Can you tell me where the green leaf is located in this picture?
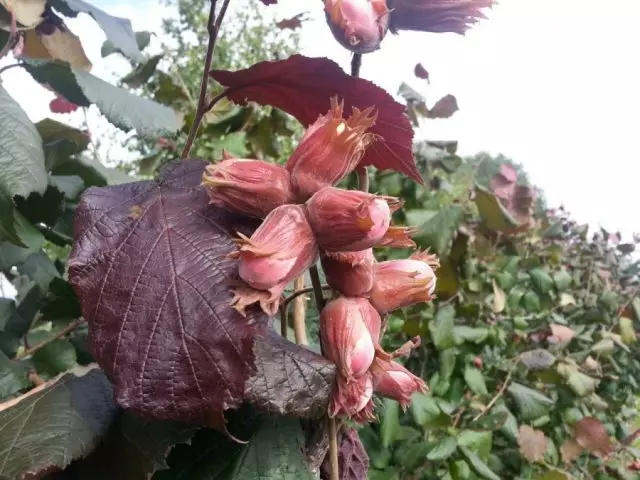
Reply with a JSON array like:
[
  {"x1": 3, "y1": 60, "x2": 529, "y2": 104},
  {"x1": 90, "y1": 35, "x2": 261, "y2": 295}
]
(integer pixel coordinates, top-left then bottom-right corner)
[
  {"x1": 0, "y1": 191, "x2": 22, "y2": 246},
  {"x1": 440, "y1": 348, "x2": 457, "y2": 381},
  {"x1": 529, "y1": 268, "x2": 554, "y2": 294},
  {"x1": 17, "y1": 251, "x2": 60, "y2": 291},
  {"x1": 522, "y1": 290, "x2": 541, "y2": 312},
  {"x1": 50, "y1": 0, "x2": 144, "y2": 63},
  {"x1": 553, "y1": 269, "x2": 572, "y2": 291},
  {"x1": 494, "y1": 403, "x2": 518, "y2": 441},
  {"x1": 458, "y1": 430, "x2": 492, "y2": 460},
  {"x1": 24, "y1": 61, "x2": 179, "y2": 139},
  {"x1": 231, "y1": 417, "x2": 313, "y2": 479},
  {"x1": 464, "y1": 366, "x2": 489, "y2": 396},
  {"x1": 36, "y1": 118, "x2": 89, "y2": 154},
  {"x1": 52, "y1": 154, "x2": 135, "y2": 187},
  {"x1": 102, "y1": 30, "x2": 151, "y2": 58},
  {"x1": 474, "y1": 184, "x2": 519, "y2": 232},
  {"x1": 459, "y1": 446, "x2": 501, "y2": 480},
  {"x1": 50, "y1": 175, "x2": 85, "y2": 200},
  {"x1": 427, "y1": 436, "x2": 458, "y2": 460},
  {"x1": 454, "y1": 326, "x2": 490, "y2": 345},
  {"x1": 121, "y1": 54, "x2": 163, "y2": 88},
  {"x1": 0, "y1": 351, "x2": 30, "y2": 401},
  {"x1": 405, "y1": 209, "x2": 437, "y2": 227},
  {"x1": 0, "y1": 84, "x2": 47, "y2": 199},
  {"x1": 411, "y1": 393, "x2": 442, "y2": 428},
  {"x1": 381, "y1": 399, "x2": 401, "y2": 448},
  {"x1": 507, "y1": 383, "x2": 554, "y2": 421},
  {"x1": 415, "y1": 204, "x2": 463, "y2": 256},
  {"x1": 0, "y1": 211, "x2": 45, "y2": 269},
  {"x1": 32, "y1": 339, "x2": 77, "y2": 377},
  {"x1": 431, "y1": 305, "x2": 456, "y2": 350},
  {"x1": 0, "y1": 366, "x2": 118, "y2": 479}
]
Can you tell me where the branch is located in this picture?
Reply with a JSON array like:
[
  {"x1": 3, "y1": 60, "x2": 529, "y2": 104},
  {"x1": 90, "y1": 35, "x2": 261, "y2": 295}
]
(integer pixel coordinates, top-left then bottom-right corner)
[
  {"x1": 14, "y1": 318, "x2": 86, "y2": 360},
  {"x1": 357, "y1": 165, "x2": 369, "y2": 193},
  {"x1": 309, "y1": 265, "x2": 327, "y2": 312},
  {"x1": 472, "y1": 362, "x2": 517, "y2": 422},
  {"x1": 328, "y1": 417, "x2": 340, "y2": 480},
  {"x1": 180, "y1": 0, "x2": 232, "y2": 159},
  {"x1": 292, "y1": 276, "x2": 309, "y2": 345}
]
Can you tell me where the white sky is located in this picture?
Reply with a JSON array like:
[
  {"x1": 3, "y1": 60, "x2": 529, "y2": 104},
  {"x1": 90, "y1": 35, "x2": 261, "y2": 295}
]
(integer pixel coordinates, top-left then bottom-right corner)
[{"x1": 1, "y1": 0, "x2": 639, "y2": 258}]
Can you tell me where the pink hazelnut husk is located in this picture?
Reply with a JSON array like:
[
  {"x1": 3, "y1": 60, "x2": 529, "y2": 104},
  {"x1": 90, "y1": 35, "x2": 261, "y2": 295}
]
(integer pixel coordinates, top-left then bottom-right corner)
[
  {"x1": 370, "y1": 249, "x2": 439, "y2": 314},
  {"x1": 287, "y1": 97, "x2": 377, "y2": 201},
  {"x1": 324, "y1": 0, "x2": 390, "y2": 54},
  {"x1": 306, "y1": 186, "x2": 400, "y2": 252},
  {"x1": 203, "y1": 158, "x2": 295, "y2": 218},
  {"x1": 329, "y1": 373, "x2": 376, "y2": 422},
  {"x1": 371, "y1": 357, "x2": 427, "y2": 409},
  {"x1": 321, "y1": 248, "x2": 375, "y2": 297},
  {"x1": 230, "y1": 205, "x2": 318, "y2": 315},
  {"x1": 320, "y1": 297, "x2": 381, "y2": 381}
]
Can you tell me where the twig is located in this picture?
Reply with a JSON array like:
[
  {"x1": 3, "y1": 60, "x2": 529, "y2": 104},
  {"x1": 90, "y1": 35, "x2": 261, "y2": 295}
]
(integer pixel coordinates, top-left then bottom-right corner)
[
  {"x1": 351, "y1": 53, "x2": 362, "y2": 77},
  {"x1": 292, "y1": 276, "x2": 308, "y2": 345},
  {"x1": 309, "y1": 265, "x2": 327, "y2": 312},
  {"x1": 14, "y1": 318, "x2": 85, "y2": 360},
  {"x1": 328, "y1": 417, "x2": 340, "y2": 480},
  {"x1": 472, "y1": 362, "x2": 517, "y2": 422},
  {"x1": 357, "y1": 165, "x2": 369, "y2": 193},
  {"x1": 0, "y1": 63, "x2": 20, "y2": 75},
  {"x1": 280, "y1": 306, "x2": 288, "y2": 340},
  {"x1": 180, "y1": 0, "x2": 232, "y2": 159},
  {"x1": 283, "y1": 285, "x2": 331, "y2": 311}
]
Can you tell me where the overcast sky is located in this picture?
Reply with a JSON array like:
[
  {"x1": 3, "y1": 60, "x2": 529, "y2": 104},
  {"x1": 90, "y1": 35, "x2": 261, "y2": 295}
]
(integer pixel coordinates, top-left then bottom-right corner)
[{"x1": 2, "y1": 0, "x2": 639, "y2": 248}]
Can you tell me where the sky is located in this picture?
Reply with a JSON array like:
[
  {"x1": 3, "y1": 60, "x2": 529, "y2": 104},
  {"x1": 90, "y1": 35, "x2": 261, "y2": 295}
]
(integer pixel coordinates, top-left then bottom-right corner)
[{"x1": 1, "y1": 0, "x2": 639, "y2": 299}]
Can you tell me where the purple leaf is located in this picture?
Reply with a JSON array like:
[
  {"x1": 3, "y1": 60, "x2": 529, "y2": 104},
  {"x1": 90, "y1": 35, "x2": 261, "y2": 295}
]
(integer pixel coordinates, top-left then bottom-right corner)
[
  {"x1": 68, "y1": 159, "x2": 335, "y2": 431},
  {"x1": 321, "y1": 428, "x2": 369, "y2": 480}
]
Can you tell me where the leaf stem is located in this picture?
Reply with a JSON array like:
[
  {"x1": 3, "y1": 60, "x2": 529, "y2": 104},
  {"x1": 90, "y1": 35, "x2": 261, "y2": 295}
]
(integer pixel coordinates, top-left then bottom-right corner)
[
  {"x1": 35, "y1": 224, "x2": 73, "y2": 246},
  {"x1": 14, "y1": 318, "x2": 85, "y2": 361},
  {"x1": 180, "y1": 0, "x2": 232, "y2": 159},
  {"x1": 292, "y1": 276, "x2": 308, "y2": 345}
]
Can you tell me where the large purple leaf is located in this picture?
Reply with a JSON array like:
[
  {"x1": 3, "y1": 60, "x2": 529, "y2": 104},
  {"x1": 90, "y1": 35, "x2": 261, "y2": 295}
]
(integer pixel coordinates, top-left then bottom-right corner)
[{"x1": 68, "y1": 159, "x2": 335, "y2": 431}]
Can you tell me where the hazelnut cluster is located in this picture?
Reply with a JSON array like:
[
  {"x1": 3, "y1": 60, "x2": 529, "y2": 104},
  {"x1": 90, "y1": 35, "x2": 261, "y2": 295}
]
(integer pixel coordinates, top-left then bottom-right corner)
[{"x1": 202, "y1": 96, "x2": 438, "y2": 421}]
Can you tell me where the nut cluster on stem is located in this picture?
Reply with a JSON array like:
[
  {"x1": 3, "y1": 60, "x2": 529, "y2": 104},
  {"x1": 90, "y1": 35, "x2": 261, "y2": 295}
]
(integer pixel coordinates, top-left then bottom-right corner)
[{"x1": 202, "y1": 95, "x2": 438, "y2": 420}]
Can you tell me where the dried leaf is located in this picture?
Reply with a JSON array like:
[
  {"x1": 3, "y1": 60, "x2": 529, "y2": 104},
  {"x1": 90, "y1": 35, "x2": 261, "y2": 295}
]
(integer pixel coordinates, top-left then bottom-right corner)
[
  {"x1": 414, "y1": 62, "x2": 429, "y2": 80},
  {"x1": 492, "y1": 279, "x2": 505, "y2": 313},
  {"x1": 427, "y1": 94, "x2": 458, "y2": 119},
  {"x1": 210, "y1": 55, "x2": 420, "y2": 183},
  {"x1": 276, "y1": 12, "x2": 306, "y2": 30},
  {"x1": 68, "y1": 159, "x2": 335, "y2": 431},
  {"x1": 560, "y1": 438, "x2": 583, "y2": 464},
  {"x1": 550, "y1": 324, "x2": 574, "y2": 344},
  {"x1": 488, "y1": 164, "x2": 536, "y2": 228},
  {"x1": 0, "y1": 0, "x2": 46, "y2": 29},
  {"x1": 518, "y1": 425, "x2": 548, "y2": 462},
  {"x1": 23, "y1": 22, "x2": 92, "y2": 70},
  {"x1": 573, "y1": 417, "x2": 613, "y2": 456}
]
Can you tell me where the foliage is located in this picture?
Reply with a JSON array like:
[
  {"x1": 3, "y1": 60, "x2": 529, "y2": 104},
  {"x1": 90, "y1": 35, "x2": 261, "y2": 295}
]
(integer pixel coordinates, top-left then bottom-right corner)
[
  {"x1": 1, "y1": 1, "x2": 638, "y2": 480},
  {"x1": 356, "y1": 142, "x2": 640, "y2": 479}
]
